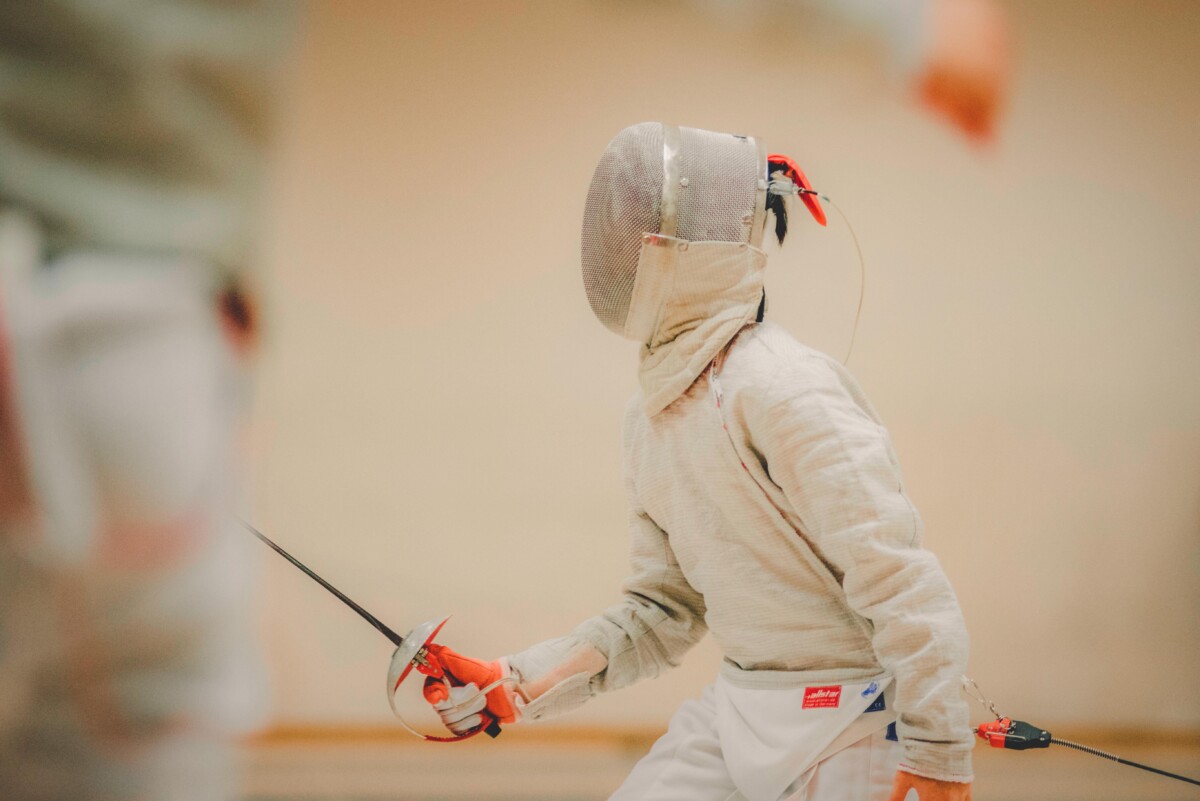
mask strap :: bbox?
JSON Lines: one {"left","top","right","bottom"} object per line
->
{"left": 749, "top": 137, "right": 768, "bottom": 249}
{"left": 659, "top": 124, "right": 681, "bottom": 238}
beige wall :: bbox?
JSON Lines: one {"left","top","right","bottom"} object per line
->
{"left": 249, "top": 0, "right": 1200, "bottom": 732}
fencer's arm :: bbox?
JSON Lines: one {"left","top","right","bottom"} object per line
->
{"left": 506, "top": 475, "right": 708, "bottom": 721}
{"left": 571, "top": 502, "right": 709, "bottom": 694}
{"left": 516, "top": 644, "right": 608, "bottom": 703}
{"left": 748, "top": 353, "right": 974, "bottom": 783}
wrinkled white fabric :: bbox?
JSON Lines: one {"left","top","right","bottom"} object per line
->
{"left": 716, "top": 676, "right": 894, "bottom": 801}
{"left": 609, "top": 682, "right": 907, "bottom": 801}
{"left": 505, "top": 638, "right": 604, "bottom": 722}
{"left": 514, "top": 669, "right": 594, "bottom": 722}
{"left": 511, "top": 223, "right": 973, "bottom": 781}
{"left": 628, "top": 235, "right": 767, "bottom": 416}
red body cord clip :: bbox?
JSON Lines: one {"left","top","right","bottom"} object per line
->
{"left": 767, "top": 153, "right": 827, "bottom": 227}
{"left": 977, "top": 717, "right": 1013, "bottom": 748}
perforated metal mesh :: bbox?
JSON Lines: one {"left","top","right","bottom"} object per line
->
{"left": 674, "top": 126, "right": 760, "bottom": 244}
{"left": 581, "top": 123, "right": 664, "bottom": 335}
{"left": 580, "top": 122, "right": 762, "bottom": 335}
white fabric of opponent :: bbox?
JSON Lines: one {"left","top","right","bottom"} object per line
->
{"left": 609, "top": 681, "right": 908, "bottom": 801}
{"left": 0, "top": 210, "right": 262, "bottom": 800}
{"left": 509, "top": 211, "right": 973, "bottom": 781}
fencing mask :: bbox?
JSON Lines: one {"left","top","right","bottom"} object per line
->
{"left": 580, "top": 122, "right": 824, "bottom": 342}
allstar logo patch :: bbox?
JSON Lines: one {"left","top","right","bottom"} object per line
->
{"left": 802, "top": 685, "right": 842, "bottom": 709}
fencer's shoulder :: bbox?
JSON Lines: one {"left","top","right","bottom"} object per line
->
{"left": 732, "top": 322, "right": 818, "bottom": 359}
{"left": 726, "top": 322, "right": 843, "bottom": 387}
{"left": 728, "top": 323, "right": 880, "bottom": 420}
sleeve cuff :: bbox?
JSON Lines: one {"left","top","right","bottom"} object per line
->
{"left": 899, "top": 738, "right": 975, "bottom": 783}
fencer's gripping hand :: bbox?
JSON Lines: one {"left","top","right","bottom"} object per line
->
{"left": 887, "top": 772, "right": 971, "bottom": 801}
{"left": 422, "top": 644, "right": 520, "bottom": 725}
{"left": 915, "top": 0, "right": 1011, "bottom": 144}
{"left": 424, "top": 682, "right": 491, "bottom": 736}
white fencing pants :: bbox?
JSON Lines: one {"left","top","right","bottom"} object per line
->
{"left": 609, "top": 684, "right": 906, "bottom": 801}
{"left": 0, "top": 211, "right": 263, "bottom": 801}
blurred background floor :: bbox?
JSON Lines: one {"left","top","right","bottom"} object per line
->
{"left": 240, "top": 732, "right": 1200, "bottom": 801}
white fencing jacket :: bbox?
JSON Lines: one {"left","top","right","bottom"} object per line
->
{"left": 510, "top": 238, "right": 973, "bottom": 783}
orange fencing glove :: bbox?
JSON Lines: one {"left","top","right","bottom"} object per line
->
{"left": 421, "top": 644, "right": 520, "bottom": 726}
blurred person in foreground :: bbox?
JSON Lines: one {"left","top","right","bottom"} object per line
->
{"left": 0, "top": 2, "right": 297, "bottom": 799}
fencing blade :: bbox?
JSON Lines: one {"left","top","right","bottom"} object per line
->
{"left": 242, "top": 519, "right": 405, "bottom": 647}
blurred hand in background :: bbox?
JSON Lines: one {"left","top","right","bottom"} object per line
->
{"left": 916, "top": 0, "right": 1011, "bottom": 143}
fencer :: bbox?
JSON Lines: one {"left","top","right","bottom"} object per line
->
{"left": 423, "top": 123, "right": 975, "bottom": 801}
{"left": 0, "top": 3, "right": 296, "bottom": 798}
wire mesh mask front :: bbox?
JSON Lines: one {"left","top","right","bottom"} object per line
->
{"left": 580, "top": 122, "right": 764, "bottom": 337}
